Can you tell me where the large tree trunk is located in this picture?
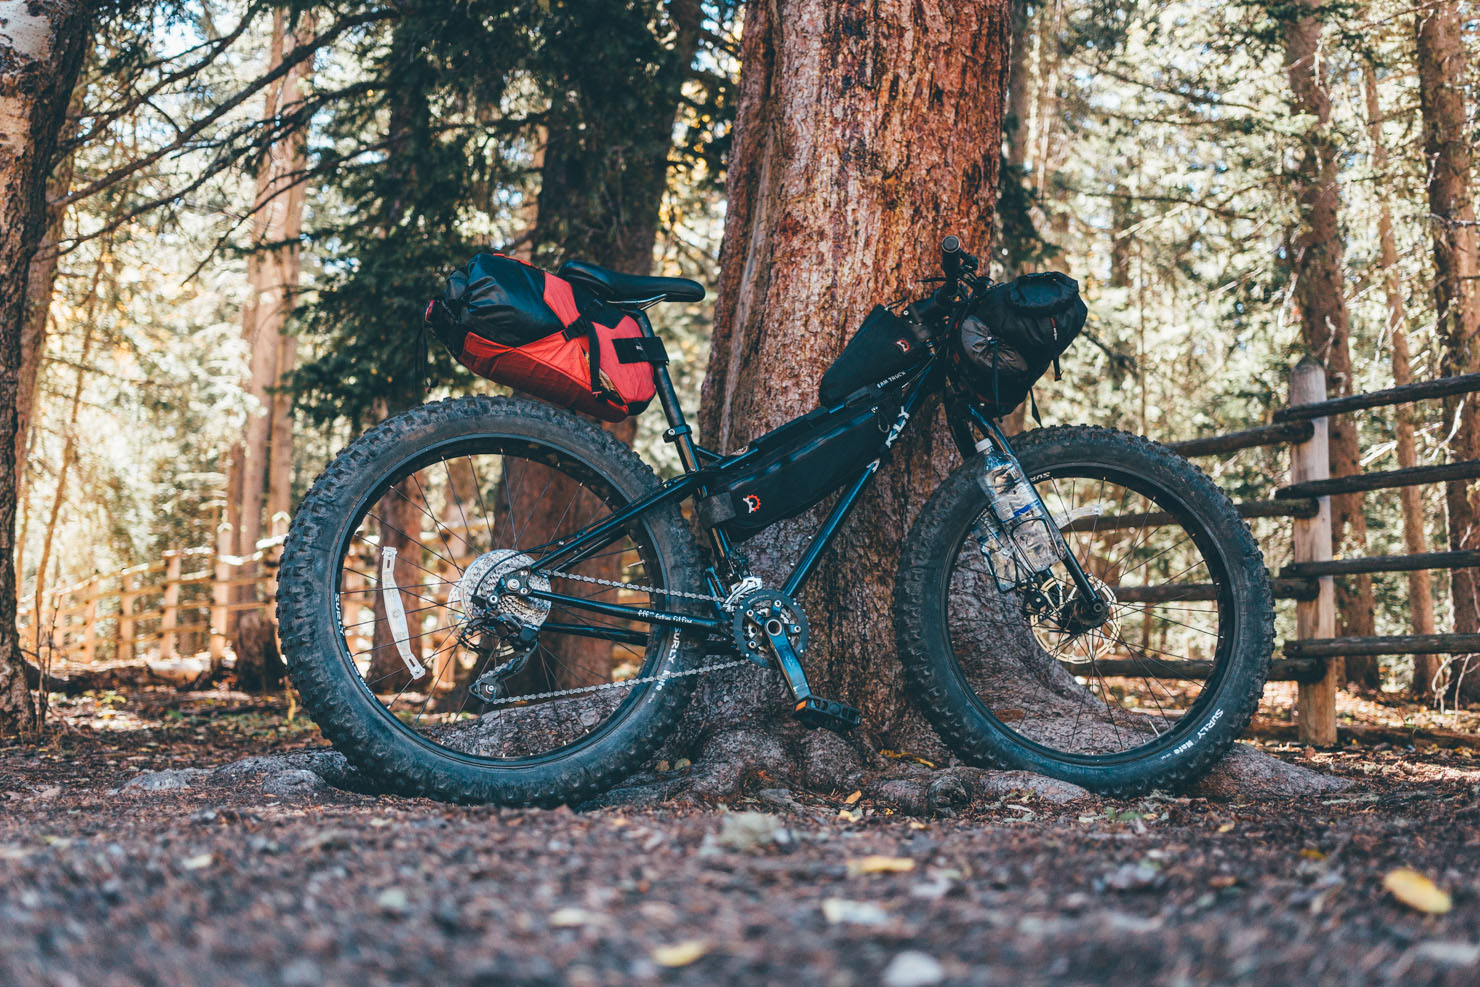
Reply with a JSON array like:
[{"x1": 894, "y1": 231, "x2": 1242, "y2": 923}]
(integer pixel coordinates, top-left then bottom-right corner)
[
  {"x1": 1283, "y1": 1, "x2": 1376, "y2": 687},
  {"x1": 1363, "y1": 63, "x2": 1440, "y2": 696},
  {"x1": 0, "y1": 2, "x2": 92, "y2": 738},
  {"x1": 228, "y1": 10, "x2": 313, "y2": 688},
  {"x1": 1413, "y1": 2, "x2": 1480, "y2": 697},
  {"x1": 232, "y1": 10, "x2": 313, "y2": 569},
  {"x1": 698, "y1": 0, "x2": 1011, "y2": 739}
]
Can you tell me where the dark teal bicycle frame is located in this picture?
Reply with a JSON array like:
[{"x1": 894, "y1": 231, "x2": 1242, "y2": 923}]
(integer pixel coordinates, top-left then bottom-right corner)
[{"x1": 520, "y1": 308, "x2": 1106, "y2": 644}]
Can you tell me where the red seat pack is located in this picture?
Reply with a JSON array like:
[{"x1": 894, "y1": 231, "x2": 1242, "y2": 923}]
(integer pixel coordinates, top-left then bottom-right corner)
[{"x1": 425, "y1": 253, "x2": 658, "y2": 422}]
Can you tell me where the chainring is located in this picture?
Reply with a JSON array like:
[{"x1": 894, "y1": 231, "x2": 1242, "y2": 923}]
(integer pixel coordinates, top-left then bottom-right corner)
[{"x1": 731, "y1": 588, "x2": 809, "y2": 668}]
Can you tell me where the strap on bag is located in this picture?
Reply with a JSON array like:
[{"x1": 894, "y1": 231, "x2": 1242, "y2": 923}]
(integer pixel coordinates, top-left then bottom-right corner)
[{"x1": 562, "y1": 297, "x2": 620, "y2": 406}]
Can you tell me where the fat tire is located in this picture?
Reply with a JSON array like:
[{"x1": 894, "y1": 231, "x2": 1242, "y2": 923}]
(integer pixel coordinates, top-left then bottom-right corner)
[
  {"x1": 894, "y1": 425, "x2": 1273, "y2": 796},
  {"x1": 276, "y1": 395, "x2": 706, "y2": 806}
]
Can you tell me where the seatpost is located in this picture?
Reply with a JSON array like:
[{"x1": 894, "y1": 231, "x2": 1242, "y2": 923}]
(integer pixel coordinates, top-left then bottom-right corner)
[{"x1": 632, "y1": 310, "x2": 701, "y2": 473}]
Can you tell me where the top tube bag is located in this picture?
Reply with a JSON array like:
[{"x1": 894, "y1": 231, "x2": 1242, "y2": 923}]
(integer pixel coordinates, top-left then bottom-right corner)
[{"x1": 425, "y1": 252, "x2": 660, "y2": 422}]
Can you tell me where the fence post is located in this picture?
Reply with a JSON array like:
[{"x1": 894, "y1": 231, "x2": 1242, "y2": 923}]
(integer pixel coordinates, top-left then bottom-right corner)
[
  {"x1": 162, "y1": 550, "x2": 183, "y2": 660},
  {"x1": 1290, "y1": 357, "x2": 1338, "y2": 745},
  {"x1": 81, "y1": 581, "x2": 99, "y2": 664},
  {"x1": 211, "y1": 522, "x2": 233, "y2": 667},
  {"x1": 117, "y1": 572, "x2": 134, "y2": 663}
]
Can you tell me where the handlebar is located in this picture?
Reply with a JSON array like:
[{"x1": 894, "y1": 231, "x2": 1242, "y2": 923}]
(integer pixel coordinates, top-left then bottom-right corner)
[{"x1": 906, "y1": 235, "x2": 979, "y2": 333}]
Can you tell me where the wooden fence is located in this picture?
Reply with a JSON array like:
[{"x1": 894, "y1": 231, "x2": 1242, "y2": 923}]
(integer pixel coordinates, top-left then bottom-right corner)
[
  {"x1": 1166, "y1": 357, "x2": 1480, "y2": 744},
  {"x1": 19, "y1": 358, "x2": 1480, "y2": 745},
  {"x1": 19, "y1": 515, "x2": 289, "y2": 672}
]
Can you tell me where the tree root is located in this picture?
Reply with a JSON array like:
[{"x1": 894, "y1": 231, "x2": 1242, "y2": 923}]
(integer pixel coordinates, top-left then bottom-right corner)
[{"x1": 1190, "y1": 742, "x2": 1351, "y2": 799}]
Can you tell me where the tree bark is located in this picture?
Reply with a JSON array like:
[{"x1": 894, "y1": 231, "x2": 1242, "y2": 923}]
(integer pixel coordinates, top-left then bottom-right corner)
[
  {"x1": 1413, "y1": 2, "x2": 1480, "y2": 697},
  {"x1": 0, "y1": 1, "x2": 92, "y2": 738},
  {"x1": 1362, "y1": 62, "x2": 1440, "y2": 697},
  {"x1": 698, "y1": 0, "x2": 1012, "y2": 738},
  {"x1": 227, "y1": 10, "x2": 313, "y2": 688},
  {"x1": 1282, "y1": 1, "x2": 1375, "y2": 686}
]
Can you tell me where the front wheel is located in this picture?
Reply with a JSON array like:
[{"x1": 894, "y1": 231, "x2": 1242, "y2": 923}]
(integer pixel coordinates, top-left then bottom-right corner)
[{"x1": 895, "y1": 425, "x2": 1273, "y2": 795}]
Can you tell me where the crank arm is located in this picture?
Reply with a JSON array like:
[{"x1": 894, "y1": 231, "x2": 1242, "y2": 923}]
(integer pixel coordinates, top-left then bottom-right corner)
[{"x1": 763, "y1": 621, "x2": 815, "y2": 702}]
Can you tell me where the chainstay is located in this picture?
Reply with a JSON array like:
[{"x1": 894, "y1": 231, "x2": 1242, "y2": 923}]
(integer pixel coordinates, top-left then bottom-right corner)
[
  {"x1": 543, "y1": 568, "x2": 723, "y2": 603},
  {"x1": 472, "y1": 568, "x2": 752, "y2": 706}
]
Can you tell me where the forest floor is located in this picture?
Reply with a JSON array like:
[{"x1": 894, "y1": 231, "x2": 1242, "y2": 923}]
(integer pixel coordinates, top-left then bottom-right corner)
[{"x1": 2, "y1": 689, "x2": 1480, "y2": 986}]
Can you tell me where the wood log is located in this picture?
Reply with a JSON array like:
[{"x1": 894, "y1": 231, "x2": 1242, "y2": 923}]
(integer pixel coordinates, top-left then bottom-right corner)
[
  {"x1": 1169, "y1": 420, "x2": 1314, "y2": 457},
  {"x1": 1290, "y1": 358, "x2": 1338, "y2": 745},
  {"x1": 1280, "y1": 549, "x2": 1480, "y2": 579},
  {"x1": 1285, "y1": 633, "x2": 1480, "y2": 658},
  {"x1": 1246, "y1": 717, "x2": 1480, "y2": 749}
]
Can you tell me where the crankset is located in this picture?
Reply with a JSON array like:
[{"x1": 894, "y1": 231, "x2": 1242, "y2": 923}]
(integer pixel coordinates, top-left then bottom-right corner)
[{"x1": 731, "y1": 588, "x2": 860, "y2": 733}]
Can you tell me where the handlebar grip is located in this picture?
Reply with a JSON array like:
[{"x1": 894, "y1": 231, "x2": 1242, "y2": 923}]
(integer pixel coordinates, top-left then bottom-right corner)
[{"x1": 941, "y1": 235, "x2": 963, "y2": 280}]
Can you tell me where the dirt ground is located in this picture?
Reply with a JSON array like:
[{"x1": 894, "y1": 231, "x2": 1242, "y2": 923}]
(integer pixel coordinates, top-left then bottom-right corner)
[{"x1": 3, "y1": 689, "x2": 1480, "y2": 986}]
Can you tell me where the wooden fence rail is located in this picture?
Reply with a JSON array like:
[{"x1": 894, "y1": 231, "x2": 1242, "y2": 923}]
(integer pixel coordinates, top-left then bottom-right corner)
[{"x1": 18, "y1": 516, "x2": 290, "y2": 672}]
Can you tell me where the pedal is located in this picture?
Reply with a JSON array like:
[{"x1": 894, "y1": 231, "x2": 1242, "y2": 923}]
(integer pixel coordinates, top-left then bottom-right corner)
[{"x1": 792, "y1": 696, "x2": 861, "y2": 733}]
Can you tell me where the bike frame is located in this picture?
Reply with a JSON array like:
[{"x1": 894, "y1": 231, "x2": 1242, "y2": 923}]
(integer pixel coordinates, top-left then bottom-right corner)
[{"x1": 522, "y1": 308, "x2": 1105, "y2": 643}]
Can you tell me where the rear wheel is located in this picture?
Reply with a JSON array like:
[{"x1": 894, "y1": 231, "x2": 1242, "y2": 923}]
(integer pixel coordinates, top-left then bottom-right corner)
[
  {"x1": 895, "y1": 426, "x2": 1272, "y2": 795},
  {"x1": 277, "y1": 396, "x2": 706, "y2": 805}
]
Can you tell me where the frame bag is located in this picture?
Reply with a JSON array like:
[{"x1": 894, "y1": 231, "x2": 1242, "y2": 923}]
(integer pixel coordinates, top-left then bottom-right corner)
[
  {"x1": 425, "y1": 252, "x2": 660, "y2": 422},
  {"x1": 958, "y1": 272, "x2": 1087, "y2": 417},
  {"x1": 818, "y1": 306, "x2": 927, "y2": 406},
  {"x1": 699, "y1": 390, "x2": 899, "y2": 541}
]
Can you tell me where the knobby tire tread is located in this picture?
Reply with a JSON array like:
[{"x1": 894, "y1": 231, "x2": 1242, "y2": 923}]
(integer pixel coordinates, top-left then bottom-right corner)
[
  {"x1": 276, "y1": 395, "x2": 706, "y2": 806},
  {"x1": 894, "y1": 426, "x2": 1274, "y2": 796}
]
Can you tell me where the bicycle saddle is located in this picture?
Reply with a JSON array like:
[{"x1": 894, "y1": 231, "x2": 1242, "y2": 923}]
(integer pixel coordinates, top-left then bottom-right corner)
[{"x1": 558, "y1": 259, "x2": 705, "y2": 304}]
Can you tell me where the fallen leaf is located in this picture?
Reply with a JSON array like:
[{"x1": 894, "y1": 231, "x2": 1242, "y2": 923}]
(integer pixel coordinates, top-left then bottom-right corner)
[
  {"x1": 1216, "y1": 822, "x2": 1235, "y2": 834},
  {"x1": 844, "y1": 790, "x2": 863, "y2": 805},
  {"x1": 1209, "y1": 875, "x2": 1237, "y2": 889},
  {"x1": 880, "y1": 749, "x2": 937, "y2": 768},
  {"x1": 1299, "y1": 848, "x2": 1326, "y2": 861},
  {"x1": 651, "y1": 940, "x2": 709, "y2": 967},
  {"x1": 848, "y1": 855, "x2": 916, "y2": 876},
  {"x1": 1383, "y1": 869, "x2": 1451, "y2": 914},
  {"x1": 837, "y1": 808, "x2": 862, "y2": 822},
  {"x1": 673, "y1": 758, "x2": 692, "y2": 771}
]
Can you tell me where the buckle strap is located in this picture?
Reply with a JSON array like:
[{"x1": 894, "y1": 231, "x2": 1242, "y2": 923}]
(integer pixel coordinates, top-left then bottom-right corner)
[{"x1": 613, "y1": 335, "x2": 668, "y2": 365}]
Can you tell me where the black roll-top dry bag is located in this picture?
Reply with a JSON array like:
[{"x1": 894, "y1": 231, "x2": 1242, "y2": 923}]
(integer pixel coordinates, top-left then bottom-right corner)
[{"x1": 958, "y1": 271, "x2": 1087, "y2": 416}]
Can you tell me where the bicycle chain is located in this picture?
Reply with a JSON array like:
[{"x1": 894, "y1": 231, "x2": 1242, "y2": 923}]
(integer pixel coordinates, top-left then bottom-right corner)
[{"x1": 474, "y1": 568, "x2": 759, "y2": 707}]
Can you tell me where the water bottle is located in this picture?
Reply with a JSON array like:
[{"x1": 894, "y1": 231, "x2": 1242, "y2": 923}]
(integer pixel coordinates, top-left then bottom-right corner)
[{"x1": 976, "y1": 443, "x2": 1064, "y2": 576}]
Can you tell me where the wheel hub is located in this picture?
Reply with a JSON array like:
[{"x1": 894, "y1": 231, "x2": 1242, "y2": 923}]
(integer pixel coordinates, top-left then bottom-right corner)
[
  {"x1": 453, "y1": 549, "x2": 551, "y2": 630},
  {"x1": 1026, "y1": 574, "x2": 1117, "y2": 638}
]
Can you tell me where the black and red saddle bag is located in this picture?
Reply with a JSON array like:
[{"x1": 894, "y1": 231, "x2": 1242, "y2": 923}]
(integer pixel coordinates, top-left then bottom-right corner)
[{"x1": 425, "y1": 252, "x2": 659, "y2": 422}]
